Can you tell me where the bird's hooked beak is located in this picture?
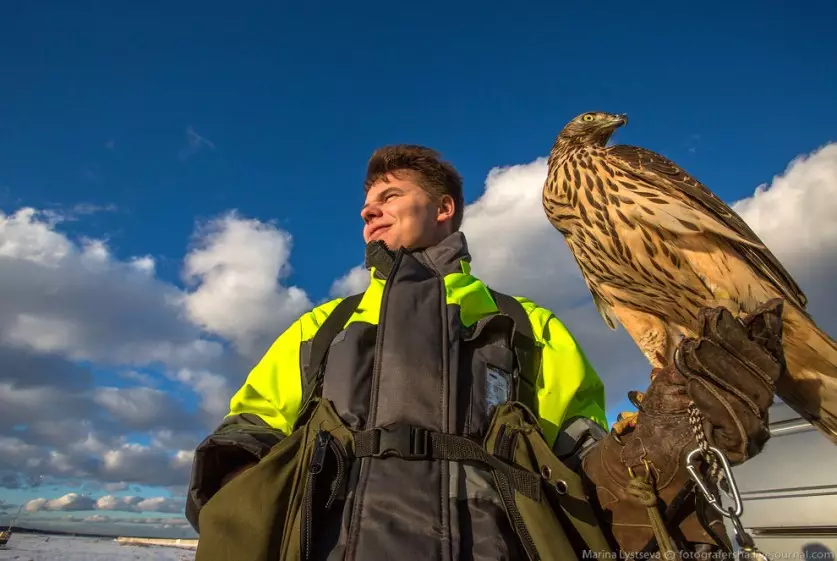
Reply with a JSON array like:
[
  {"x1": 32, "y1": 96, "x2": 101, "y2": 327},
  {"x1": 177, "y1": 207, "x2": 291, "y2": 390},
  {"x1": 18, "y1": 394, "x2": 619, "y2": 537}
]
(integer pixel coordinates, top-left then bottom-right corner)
[
  {"x1": 610, "y1": 113, "x2": 628, "y2": 128},
  {"x1": 593, "y1": 113, "x2": 628, "y2": 146}
]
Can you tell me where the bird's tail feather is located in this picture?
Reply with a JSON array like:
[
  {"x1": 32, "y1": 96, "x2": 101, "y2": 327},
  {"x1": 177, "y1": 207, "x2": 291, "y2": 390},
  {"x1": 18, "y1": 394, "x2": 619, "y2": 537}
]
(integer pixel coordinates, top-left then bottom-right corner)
[{"x1": 779, "y1": 304, "x2": 837, "y2": 445}]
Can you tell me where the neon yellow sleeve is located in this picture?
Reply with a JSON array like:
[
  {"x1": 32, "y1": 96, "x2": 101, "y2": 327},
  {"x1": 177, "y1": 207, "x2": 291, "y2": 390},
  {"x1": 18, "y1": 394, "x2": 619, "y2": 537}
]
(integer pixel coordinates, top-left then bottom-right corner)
[
  {"x1": 514, "y1": 297, "x2": 608, "y2": 447},
  {"x1": 226, "y1": 298, "x2": 345, "y2": 435}
]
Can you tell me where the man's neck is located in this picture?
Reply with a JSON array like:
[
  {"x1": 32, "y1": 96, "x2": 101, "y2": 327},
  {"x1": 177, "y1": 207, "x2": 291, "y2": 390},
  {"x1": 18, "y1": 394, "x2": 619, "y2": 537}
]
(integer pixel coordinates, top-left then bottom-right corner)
[{"x1": 365, "y1": 231, "x2": 470, "y2": 279}]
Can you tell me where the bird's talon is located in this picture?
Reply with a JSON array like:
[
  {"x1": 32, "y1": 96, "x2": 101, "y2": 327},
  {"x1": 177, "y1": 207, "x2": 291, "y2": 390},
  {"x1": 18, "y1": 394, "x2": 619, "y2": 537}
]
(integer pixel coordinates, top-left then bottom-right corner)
[
  {"x1": 627, "y1": 390, "x2": 645, "y2": 409},
  {"x1": 612, "y1": 410, "x2": 640, "y2": 435}
]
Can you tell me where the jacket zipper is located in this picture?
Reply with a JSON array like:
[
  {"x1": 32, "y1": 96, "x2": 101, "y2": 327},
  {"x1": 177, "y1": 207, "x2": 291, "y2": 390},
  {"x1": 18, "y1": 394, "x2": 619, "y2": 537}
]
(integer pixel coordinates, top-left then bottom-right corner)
[
  {"x1": 302, "y1": 431, "x2": 328, "y2": 560},
  {"x1": 302, "y1": 430, "x2": 348, "y2": 560},
  {"x1": 420, "y1": 249, "x2": 453, "y2": 561},
  {"x1": 510, "y1": 354, "x2": 519, "y2": 402},
  {"x1": 325, "y1": 438, "x2": 346, "y2": 509},
  {"x1": 344, "y1": 250, "x2": 403, "y2": 561}
]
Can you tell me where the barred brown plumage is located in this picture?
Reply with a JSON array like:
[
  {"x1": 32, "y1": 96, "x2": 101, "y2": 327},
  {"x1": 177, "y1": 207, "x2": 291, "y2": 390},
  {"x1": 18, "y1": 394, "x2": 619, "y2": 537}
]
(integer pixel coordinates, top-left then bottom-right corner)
[{"x1": 543, "y1": 111, "x2": 837, "y2": 444}]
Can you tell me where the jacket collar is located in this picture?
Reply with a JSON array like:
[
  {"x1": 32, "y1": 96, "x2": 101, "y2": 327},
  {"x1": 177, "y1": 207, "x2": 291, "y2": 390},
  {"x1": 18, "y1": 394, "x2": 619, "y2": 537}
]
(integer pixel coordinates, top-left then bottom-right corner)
[{"x1": 365, "y1": 231, "x2": 472, "y2": 279}]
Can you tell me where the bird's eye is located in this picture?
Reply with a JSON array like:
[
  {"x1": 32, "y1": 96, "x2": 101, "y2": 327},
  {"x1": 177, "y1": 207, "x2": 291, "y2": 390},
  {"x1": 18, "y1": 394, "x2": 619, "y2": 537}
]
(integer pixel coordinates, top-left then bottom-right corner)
[{"x1": 582, "y1": 114, "x2": 595, "y2": 122}]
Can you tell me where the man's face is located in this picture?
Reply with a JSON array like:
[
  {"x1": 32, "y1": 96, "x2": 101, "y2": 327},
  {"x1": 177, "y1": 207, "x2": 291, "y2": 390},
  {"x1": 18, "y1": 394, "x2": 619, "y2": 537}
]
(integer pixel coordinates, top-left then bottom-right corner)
[{"x1": 361, "y1": 172, "x2": 452, "y2": 251}]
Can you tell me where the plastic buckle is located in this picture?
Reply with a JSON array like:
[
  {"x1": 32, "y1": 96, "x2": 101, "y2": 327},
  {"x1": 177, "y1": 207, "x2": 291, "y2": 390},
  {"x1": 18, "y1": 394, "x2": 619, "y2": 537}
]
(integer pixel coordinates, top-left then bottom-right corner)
[{"x1": 373, "y1": 425, "x2": 429, "y2": 460}]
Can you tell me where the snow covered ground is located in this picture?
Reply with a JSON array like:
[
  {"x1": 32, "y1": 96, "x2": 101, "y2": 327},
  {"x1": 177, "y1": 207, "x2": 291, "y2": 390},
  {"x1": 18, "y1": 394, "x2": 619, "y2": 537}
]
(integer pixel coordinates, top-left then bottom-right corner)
[{"x1": 0, "y1": 533, "x2": 195, "y2": 561}]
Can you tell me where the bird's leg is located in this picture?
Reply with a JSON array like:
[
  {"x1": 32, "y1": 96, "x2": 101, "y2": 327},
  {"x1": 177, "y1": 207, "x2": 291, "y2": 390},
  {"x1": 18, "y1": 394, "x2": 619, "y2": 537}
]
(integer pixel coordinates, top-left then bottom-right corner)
[
  {"x1": 611, "y1": 305, "x2": 675, "y2": 370},
  {"x1": 609, "y1": 305, "x2": 676, "y2": 434}
]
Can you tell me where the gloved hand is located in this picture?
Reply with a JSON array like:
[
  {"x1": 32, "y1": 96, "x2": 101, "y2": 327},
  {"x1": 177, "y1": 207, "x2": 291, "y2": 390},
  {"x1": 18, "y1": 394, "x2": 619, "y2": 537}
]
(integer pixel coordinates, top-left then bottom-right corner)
[
  {"x1": 580, "y1": 299, "x2": 786, "y2": 554},
  {"x1": 675, "y1": 299, "x2": 785, "y2": 463}
]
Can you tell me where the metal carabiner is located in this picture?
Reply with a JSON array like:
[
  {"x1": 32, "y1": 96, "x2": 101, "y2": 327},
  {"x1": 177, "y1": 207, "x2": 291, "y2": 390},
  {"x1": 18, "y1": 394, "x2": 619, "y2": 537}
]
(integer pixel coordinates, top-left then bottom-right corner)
[{"x1": 685, "y1": 445, "x2": 744, "y2": 518}]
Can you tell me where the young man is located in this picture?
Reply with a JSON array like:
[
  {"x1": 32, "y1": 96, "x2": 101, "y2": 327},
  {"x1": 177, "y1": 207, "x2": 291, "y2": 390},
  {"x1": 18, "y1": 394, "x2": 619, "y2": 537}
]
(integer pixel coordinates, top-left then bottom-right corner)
[{"x1": 186, "y1": 145, "x2": 785, "y2": 560}]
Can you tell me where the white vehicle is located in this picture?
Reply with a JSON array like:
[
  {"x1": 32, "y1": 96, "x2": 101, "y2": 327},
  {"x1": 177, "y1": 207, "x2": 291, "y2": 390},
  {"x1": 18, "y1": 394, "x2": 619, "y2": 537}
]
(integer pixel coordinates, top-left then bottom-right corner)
[{"x1": 725, "y1": 401, "x2": 837, "y2": 558}]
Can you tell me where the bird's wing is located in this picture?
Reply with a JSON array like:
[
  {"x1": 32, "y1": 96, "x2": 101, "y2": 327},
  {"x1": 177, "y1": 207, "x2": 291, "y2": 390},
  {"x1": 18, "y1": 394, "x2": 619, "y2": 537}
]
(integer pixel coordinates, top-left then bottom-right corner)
[{"x1": 604, "y1": 144, "x2": 808, "y2": 310}]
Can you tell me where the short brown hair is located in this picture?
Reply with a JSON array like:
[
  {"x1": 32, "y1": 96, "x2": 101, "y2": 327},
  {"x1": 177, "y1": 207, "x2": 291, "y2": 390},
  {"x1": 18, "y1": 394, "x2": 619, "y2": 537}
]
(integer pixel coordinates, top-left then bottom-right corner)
[{"x1": 365, "y1": 144, "x2": 464, "y2": 231}]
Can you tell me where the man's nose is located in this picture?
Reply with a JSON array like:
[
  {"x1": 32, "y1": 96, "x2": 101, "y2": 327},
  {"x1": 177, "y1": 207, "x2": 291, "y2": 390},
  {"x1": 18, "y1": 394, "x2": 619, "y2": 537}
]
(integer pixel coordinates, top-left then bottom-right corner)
[{"x1": 361, "y1": 204, "x2": 381, "y2": 223}]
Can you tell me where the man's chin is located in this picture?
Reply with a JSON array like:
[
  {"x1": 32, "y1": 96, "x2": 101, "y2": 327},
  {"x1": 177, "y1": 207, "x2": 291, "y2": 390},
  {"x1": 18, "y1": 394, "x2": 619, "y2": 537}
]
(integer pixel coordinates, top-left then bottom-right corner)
[
  {"x1": 369, "y1": 232, "x2": 398, "y2": 249},
  {"x1": 377, "y1": 238, "x2": 399, "y2": 251}
]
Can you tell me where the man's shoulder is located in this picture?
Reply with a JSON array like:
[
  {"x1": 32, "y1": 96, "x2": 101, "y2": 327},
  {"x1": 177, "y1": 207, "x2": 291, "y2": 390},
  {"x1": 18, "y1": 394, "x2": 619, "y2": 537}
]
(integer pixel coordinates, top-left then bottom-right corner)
[
  {"x1": 290, "y1": 290, "x2": 379, "y2": 338},
  {"x1": 293, "y1": 296, "x2": 349, "y2": 336},
  {"x1": 266, "y1": 296, "x2": 349, "y2": 348},
  {"x1": 501, "y1": 293, "x2": 557, "y2": 327},
  {"x1": 499, "y1": 293, "x2": 580, "y2": 349},
  {"x1": 507, "y1": 295, "x2": 548, "y2": 318}
]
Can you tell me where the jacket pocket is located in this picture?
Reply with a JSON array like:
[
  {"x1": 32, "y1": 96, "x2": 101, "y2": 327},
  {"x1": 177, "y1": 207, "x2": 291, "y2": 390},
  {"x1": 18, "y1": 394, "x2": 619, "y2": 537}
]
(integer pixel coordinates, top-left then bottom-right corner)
[
  {"x1": 187, "y1": 421, "x2": 287, "y2": 530},
  {"x1": 194, "y1": 396, "x2": 355, "y2": 561},
  {"x1": 195, "y1": 424, "x2": 307, "y2": 561},
  {"x1": 483, "y1": 401, "x2": 615, "y2": 561},
  {"x1": 460, "y1": 313, "x2": 517, "y2": 440}
]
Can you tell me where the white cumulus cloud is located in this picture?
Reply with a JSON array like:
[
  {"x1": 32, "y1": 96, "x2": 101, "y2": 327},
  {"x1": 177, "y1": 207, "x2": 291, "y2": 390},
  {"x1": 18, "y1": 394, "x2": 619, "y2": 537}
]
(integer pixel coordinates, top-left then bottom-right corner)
[
  {"x1": 24, "y1": 492, "x2": 96, "y2": 512},
  {"x1": 0, "y1": 207, "x2": 224, "y2": 369},
  {"x1": 330, "y1": 262, "x2": 370, "y2": 297},
  {"x1": 182, "y1": 211, "x2": 313, "y2": 356},
  {"x1": 732, "y1": 142, "x2": 837, "y2": 324}
]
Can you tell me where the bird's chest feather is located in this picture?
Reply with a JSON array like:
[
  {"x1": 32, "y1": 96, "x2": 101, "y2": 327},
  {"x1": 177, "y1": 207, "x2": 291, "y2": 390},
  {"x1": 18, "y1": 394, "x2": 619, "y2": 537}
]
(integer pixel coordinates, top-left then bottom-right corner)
[
  {"x1": 546, "y1": 151, "x2": 631, "y2": 272},
  {"x1": 545, "y1": 149, "x2": 689, "y2": 291}
]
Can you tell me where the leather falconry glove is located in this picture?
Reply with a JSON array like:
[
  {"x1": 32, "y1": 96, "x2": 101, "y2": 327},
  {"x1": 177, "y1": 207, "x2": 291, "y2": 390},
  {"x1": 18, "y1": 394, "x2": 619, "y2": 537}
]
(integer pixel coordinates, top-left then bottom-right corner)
[{"x1": 580, "y1": 299, "x2": 787, "y2": 555}]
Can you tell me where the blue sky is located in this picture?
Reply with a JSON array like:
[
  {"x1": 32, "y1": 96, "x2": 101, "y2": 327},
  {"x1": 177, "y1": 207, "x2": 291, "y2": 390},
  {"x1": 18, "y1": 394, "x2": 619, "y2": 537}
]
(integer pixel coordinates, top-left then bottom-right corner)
[
  {"x1": 4, "y1": 0, "x2": 836, "y2": 298},
  {"x1": 2, "y1": 0, "x2": 837, "y2": 538}
]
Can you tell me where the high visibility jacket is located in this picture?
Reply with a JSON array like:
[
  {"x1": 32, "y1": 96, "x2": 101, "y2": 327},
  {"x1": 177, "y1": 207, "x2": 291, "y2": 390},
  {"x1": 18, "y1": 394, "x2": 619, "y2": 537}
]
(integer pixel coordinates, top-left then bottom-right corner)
[{"x1": 186, "y1": 231, "x2": 607, "y2": 560}]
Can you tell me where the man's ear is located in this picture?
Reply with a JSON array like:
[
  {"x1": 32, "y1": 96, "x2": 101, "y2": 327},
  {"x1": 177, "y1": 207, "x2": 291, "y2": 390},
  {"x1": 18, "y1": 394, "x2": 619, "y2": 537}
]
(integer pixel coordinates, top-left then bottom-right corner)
[{"x1": 436, "y1": 194, "x2": 456, "y2": 224}]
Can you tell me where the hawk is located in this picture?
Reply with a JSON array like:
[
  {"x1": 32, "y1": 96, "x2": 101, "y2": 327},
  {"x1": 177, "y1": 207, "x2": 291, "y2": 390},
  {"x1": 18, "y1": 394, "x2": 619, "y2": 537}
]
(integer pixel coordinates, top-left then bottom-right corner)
[{"x1": 542, "y1": 111, "x2": 837, "y2": 444}]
